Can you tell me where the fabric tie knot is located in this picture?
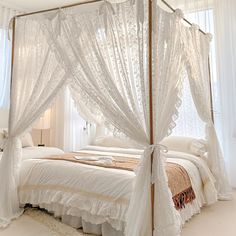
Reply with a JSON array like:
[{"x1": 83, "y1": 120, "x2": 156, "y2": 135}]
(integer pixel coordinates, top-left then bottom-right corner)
[
  {"x1": 175, "y1": 9, "x2": 184, "y2": 19},
  {"x1": 191, "y1": 23, "x2": 200, "y2": 31},
  {"x1": 206, "y1": 33, "x2": 213, "y2": 42},
  {"x1": 99, "y1": 0, "x2": 115, "y2": 15},
  {"x1": 146, "y1": 143, "x2": 168, "y2": 154},
  {"x1": 143, "y1": 144, "x2": 168, "y2": 184}
]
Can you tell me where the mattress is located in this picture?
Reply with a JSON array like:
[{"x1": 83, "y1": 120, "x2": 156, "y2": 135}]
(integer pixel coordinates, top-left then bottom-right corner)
[{"x1": 18, "y1": 146, "x2": 217, "y2": 235}]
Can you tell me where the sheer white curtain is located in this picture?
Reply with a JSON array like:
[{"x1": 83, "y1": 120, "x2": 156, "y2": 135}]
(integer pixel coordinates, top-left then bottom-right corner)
[
  {"x1": 0, "y1": 4, "x2": 19, "y2": 108},
  {"x1": 214, "y1": 0, "x2": 236, "y2": 187},
  {"x1": 185, "y1": 26, "x2": 231, "y2": 199},
  {"x1": 0, "y1": 16, "x2": 68, "y2": 227},
  {"x1": 50, "y1": 88, "x2": 96, "y2": 152},
  {"x1": 166, "y1": 0, "x2": 235, "y2": 189}
]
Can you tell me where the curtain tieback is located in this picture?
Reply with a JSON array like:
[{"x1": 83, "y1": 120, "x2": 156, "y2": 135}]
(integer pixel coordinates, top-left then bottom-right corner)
[
  {"x1": 147, "y1": 144, "x2": 168, "y2": 154},
  {"x1": 143, "y1": 144, "x2": 168, "y2": 184}
]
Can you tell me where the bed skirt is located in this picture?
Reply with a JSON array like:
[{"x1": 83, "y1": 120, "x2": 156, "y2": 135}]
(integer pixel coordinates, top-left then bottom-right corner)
[{"x1": 20, "y1": 197, "x2": 203, "y2": 236}]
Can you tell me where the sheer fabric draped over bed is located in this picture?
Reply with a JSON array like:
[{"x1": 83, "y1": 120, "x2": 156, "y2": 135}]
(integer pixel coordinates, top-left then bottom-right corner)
[{"x1": 0, "y1": 0, "x2": 231, "y2": 235}]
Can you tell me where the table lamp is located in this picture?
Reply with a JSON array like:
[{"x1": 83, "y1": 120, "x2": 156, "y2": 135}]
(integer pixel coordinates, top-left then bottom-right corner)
[{"x1": 34, "y1": 109, "x2": 51, "y2": 146}]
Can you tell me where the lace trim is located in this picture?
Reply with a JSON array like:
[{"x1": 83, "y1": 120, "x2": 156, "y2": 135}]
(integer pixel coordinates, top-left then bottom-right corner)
[
  {"x1": 19, "y1": 185, "x2": 129, "y2": 204},
  {"x1": 19, "y1": 188, "x2": 127, "y2": 231}
]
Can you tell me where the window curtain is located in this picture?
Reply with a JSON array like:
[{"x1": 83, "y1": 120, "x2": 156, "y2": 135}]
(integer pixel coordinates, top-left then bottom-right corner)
[
  {"x1": 0, "y1": 4, "x2": 19, "y2": 108},
  {"x1": 0, "y1": 16, "x2": 68, "y2": 227},
  {"x1": 213, "y1": 0, "x2": 236, "y2": 188},
  {"x1": 50, "y1": 87, "x2": 96, "y2": 152},
  {"x1": 41, "y1": 1, "x2": 187, "y2": 235},
  {"x1": 185, "y1": 25, "x2": 232, "y2": 199}
]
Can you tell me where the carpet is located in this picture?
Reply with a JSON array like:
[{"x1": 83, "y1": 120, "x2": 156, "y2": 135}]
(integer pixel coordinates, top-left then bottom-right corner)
[{"x1": 0, "y1": 208, "x2": 87, "y2": 236}]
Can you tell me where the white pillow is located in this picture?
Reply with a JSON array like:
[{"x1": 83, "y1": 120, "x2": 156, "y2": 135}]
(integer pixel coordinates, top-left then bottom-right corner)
[
  {"x1": 160, "y1": 136, "x2": 207, "y2": 157},
  {"x1": 21, "y1": 133, "x2": 34, "y2": 147},
  {"x1": 0, "y1": 129, "x2": 8, "y2": 150},
  {"x1": 22, "y1": 147, "x2": 64, "y2": 160},
  {"x1": 92, "y1": 135, "x2": 137, "y2": 149}
]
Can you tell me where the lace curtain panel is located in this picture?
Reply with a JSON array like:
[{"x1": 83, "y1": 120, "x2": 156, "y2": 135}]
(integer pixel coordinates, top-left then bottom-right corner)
[
  {"x1": 184, "y1": 27, "x2": 231, "y2": 200},
  {"x1": 0, "y1": 16, "x2": 69, "y2": 226},
  {"x1": 166, "y1": 1, "x2": 215, "y2": 139}
]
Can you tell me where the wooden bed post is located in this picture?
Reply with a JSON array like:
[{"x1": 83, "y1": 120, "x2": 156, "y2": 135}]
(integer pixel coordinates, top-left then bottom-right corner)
[
  {"x1": 208, "y1": 56, "x2": 215, "y2": 123},
  {"x1": 148, "y1": 0, "x2": 155, "y2": 235},
  {"x1": 9, "y1": 17, "x2": 16, "y2": 127}
]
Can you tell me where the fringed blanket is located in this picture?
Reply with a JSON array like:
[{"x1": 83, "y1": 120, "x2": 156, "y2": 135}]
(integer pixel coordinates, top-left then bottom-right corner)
[{"x1": 43, "y1": 152, "x2": 195, "y2": 210}]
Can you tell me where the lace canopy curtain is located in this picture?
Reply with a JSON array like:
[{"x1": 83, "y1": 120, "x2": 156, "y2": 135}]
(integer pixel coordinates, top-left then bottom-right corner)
[
  {"x1": 42, "y1": 1, "x2": 188, "y2": 235},
  {"x1": 185, "y1": 27, "x2": 231, "y2": 200},
  {"x1": 0, "y1": 16, "x2": 68, "y2": 226},
  {"x1": 0, "y1": 0, "x2": 231, "y2": 235}
]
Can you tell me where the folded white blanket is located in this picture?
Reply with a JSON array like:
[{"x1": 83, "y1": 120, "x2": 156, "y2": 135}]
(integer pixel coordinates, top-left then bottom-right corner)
[{"x1": 74, "y1": 155, "x2": 114, "y2": 165}]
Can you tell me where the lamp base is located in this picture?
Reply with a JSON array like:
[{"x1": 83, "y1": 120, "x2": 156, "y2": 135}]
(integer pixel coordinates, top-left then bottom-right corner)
[{"x1": 38, "y1": 144, "x2": 45, "y2": 147}]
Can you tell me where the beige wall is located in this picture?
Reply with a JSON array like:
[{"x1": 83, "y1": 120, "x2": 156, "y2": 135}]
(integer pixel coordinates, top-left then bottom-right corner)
[{"x1": 31, "y1": 129, "x2": 51, "y2": 147}]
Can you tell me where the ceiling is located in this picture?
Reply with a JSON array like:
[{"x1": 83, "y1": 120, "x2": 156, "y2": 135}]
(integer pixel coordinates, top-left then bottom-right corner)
[
  {"x1": 0, "y1": 0, "x2": 213, "y2": 14},
  {"x1": 0, "y1": 0, "x2": 86, "y2": 12}
]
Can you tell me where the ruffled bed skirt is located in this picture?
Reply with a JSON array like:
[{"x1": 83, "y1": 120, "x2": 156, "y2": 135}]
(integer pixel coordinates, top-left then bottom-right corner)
[{"x1": 20, "y1": 188, "x2": 204, "y2": 236}]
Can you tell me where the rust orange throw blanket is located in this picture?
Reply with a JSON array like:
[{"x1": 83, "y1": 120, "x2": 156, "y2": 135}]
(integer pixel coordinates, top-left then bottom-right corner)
[{"x1": 43, "y1": 152, "x2": 196, "y2": 210}]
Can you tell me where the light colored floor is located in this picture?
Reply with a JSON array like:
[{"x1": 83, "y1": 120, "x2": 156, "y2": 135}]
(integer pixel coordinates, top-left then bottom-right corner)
[
  {"x1": 182, "y1": 192, "x2": 236, "y2": 236},
  {"x1": 0, "y1": 192, "x2": 235, "y2": 236}
]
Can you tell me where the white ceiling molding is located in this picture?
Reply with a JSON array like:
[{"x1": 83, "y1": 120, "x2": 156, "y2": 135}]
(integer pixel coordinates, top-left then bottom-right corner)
[{"x1": 0, "y1": 0, "x2": 27, "y2": 11}]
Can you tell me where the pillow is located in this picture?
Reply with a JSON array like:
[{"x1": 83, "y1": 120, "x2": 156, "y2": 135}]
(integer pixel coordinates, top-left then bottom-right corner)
[
  {"x1": 160, "y1": 136, "x2": 207, "y2": 157},
  {"x1": 21, "y1": 133, "x2": 34, "y2": 147},
  {"x1": 190, "y1": 138, "x2": 208, "y2": 157},
  {"x1": 92, "y1": 135, "x2": 137, "y2": 149},
  {"x1": 22, "y1": 147, "x2": 64, "y2": 160},
  {"x1": 0, "y1": 129, "x2": 8, "y2": 151}
]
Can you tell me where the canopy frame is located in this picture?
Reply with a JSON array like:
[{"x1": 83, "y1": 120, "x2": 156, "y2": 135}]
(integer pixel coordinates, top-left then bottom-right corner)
[{"x1": 9, "y1": 1, "x2": 214, "y2": 235}]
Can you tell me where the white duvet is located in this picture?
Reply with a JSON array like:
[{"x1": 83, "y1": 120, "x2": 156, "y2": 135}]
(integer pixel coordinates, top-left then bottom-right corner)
[{"x1": 18, "y1": 146, "x2": 217, "y2": 231}]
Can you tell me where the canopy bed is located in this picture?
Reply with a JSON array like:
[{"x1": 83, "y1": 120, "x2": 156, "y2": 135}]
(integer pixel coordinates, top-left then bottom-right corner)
[{"x1": 0, "y1": 0, "x2": 232, "y2": 235}]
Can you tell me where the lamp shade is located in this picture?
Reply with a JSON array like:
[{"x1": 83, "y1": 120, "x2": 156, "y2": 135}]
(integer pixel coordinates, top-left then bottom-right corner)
[
  {"x1": 0, "y1": 109, "x2": 9, "y2": 128},
  {"x1": 34, "y1": 109, "x2": 51, "y2": 130}
]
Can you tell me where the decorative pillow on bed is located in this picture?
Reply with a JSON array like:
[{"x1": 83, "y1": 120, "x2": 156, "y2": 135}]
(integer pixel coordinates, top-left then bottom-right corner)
[
  {"x1": 92, "y1": 135, "x2": 138, "y2": 149},
  {"x1": 160, "y1": 136, "x2": 207, "y2": 157},
  {"x1": 21, "y1": 133, "x2": 34, "y2": 147}
]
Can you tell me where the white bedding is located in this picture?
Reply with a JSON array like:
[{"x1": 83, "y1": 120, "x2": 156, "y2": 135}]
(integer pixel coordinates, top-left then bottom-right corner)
[
  {"x1": 18, "y1": 146, "x2": 217, "y2": 234},
  {"x1": 22, "y1": 146, "x2": 64, "y2": 160}
]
